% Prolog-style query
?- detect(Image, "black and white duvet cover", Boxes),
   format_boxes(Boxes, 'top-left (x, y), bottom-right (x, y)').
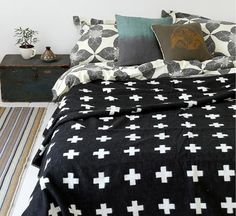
top-left (23, 57), bottom-right (235, 216)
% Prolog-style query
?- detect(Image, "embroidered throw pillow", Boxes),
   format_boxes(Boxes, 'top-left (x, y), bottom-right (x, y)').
top-left (152, 23), bottom-right (212, 61)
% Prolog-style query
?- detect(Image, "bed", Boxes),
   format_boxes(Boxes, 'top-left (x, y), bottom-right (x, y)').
top-left (22, 11), bottom-right (236, 216)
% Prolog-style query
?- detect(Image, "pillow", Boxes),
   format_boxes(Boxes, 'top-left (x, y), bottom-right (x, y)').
top-left (115, 14), bottom-right (173, 66)
top-left (162, 10), bottom-right (236, 57)
top-left (73, 16), bottom-right (116, 26)
top-left (151, 23), bottom-right (212, 61)
top-left (70, 23), bottom-right (118, 66)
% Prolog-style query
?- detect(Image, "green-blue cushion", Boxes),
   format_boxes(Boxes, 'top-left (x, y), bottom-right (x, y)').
top-left (115, 15), bottom-right (172, 66)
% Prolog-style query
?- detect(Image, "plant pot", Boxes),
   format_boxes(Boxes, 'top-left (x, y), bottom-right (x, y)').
top-left (19, 45), bottom-right (36, 60)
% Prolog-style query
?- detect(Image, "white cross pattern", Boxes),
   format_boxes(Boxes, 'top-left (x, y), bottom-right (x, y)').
top-left (158, 199), bottom-right (175, 214)
top-left (228, 104), bottom-right (236, 110)
top-left (102, 88), bottom-right (115, 93)
top-left (209, 122), bottom-right (224, 128)
top-left (155, 166), bottom-right (173, 183)
top-left (183, 132), bottom-right (199, 138)
top-left (125, 133), bottom-right (141, 141)
top-left (96, 136), bottom-right (112, 142)
top-left (93, 172), bottom-right (110, 189)
top-left (81, 104), bottom-right (94, 110)
top-left (179, 93), bottom-right (192, 100)
top-left (124, 168), bottom-right (141, 186)
top-left (126, 124), bottom-right (140, 130)
top-left (93, 149), bottom-right (110, 159)
top-left (47, 143), bottom-right (55, 155)
top-left (67, 136), bottom-right (83, 143)
top-left (218, 165), bottom-right (235, 182)
top-left (125, 81), bottom-right (136, 86)
top-left (187, 165), bottom-right (203, 182)
top-left (124, 146), bottom-right (140, 156)
top-left (126, 115), bottom-right (139, 121)
top-left (153, 123), bottom-right (168, 129)
top-left (154, 94), bottom-right (168, 101)
top-left (127, 200), bottom-right (144, 216)
top-left (79, 88), bottom-right (92, 93)
top-left (181, 121), bottom-right (196, 128)
top-left (152, 88), bottom-right (163, 92)
top-left (129, 95), bottom-right (143, 102)
top-left (101, 80), bottom-right (113, 85)
top-left (71, 123), bottom-right (85, 130)
top-left (126, 87), bottom-right (137, 91)
top-left (193, 80), bottom-right (205, 84)
top-left (190, 198), bottom-right (207, 214)
top-left (179, 113), bottom-right (193, 119)
top-left (96, 203), bottom-right (113, 216)
top-left (152, 114), bottom-right (166, 120)
top-left (63, 173), bottom-right (79, 189)
top-left (154, 145), bottom-right (171, 154)
top-left (39, 176), bottom-right (49, 190)
top-left (184, 100), bottom-right (197, 108)
top-left (99, 117), bottom-right (113, 122)
top-left (171, 79), bottom-right (182, 84)
top-left (212, 132), bottom-right (228, 139)
top-left (63, 149), bottom-right (79, 159)
top-left (106, 105), bottom-right (120, 115)
top-left (105, 96), bottom-right (118, 101)
top-left (185, 144), bottom-right (201, 153)
top-left (98, 125), bottom-right (112, 130)
top-left (80, 96), bottom-right (93, 102)
top-left (216, 77), bottom-right (228, 83)
top-left (215, 144), bottom-right (232, 152)
top-left (205, 114), bottom-right (220, 120)
top-left (44, 158), bottom-right (51, 170)
top-left (197, 86), bottom-right (209, 92)
top-left (221, 197), bottom-right (236, 214)
top-left (175, 88), bottom-right (186, 92)
top-left (147, 80), bottom-right (159, 85)
top-left (201, 105), bottom-right (216, 110)
top-left (48, 203), bottom-right (61, 216)
top-left (154, 133), bottom-right (170, 140)
top-left (69, 204), bottom-right (82, 216)
top-left (59, 98), bottom-right (67, 109)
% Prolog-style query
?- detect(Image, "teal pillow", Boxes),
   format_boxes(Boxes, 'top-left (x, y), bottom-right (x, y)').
top-left (115, 15), bottom-right (172, 66)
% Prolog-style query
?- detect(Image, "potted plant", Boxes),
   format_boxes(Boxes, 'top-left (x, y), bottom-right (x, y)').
top-left (14, 27), bottom-right (38, 59)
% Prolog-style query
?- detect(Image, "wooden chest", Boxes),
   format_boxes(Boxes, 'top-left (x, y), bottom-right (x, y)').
top-left (0, 54), bottom-right (70, 102)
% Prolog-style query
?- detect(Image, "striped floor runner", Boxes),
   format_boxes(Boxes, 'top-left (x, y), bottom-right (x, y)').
top-left (0, 107), bottom-right (46, 216)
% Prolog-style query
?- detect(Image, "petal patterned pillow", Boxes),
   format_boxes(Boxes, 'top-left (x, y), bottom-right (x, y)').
top-left (70, 23), bottom-right (119, 66)
top-left (162, 10), bottom-right (236, 57)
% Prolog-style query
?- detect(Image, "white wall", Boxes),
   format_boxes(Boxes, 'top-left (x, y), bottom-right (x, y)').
top-left (0, 0), bottom-right (236, 62)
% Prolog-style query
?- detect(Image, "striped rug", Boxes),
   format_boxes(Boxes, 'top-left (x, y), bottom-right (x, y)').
top-left (0, 107), bottom-right (46, 216)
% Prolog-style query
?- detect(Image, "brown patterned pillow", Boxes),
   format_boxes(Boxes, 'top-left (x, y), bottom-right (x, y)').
top-left (151, 23), bottom-right (212, 61)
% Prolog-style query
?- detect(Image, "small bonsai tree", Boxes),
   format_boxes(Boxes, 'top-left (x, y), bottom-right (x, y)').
top-left (14, 27), bottom-right (38, 48)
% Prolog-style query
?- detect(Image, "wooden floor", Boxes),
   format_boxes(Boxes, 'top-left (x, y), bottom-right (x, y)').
top-left (0, 102), bottom-right (57, 216)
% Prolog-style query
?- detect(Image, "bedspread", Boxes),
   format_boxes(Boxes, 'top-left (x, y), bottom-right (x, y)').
top-left (23, 73), bottom-right (235, 215)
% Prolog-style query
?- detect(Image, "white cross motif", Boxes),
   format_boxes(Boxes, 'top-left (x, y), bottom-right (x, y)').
top-left (63, 173), bottom-right (79, 189)
top-left (39, 176), bottom-right (49, 190)
top-left (175, 88), bottom-right (186, 92)
top-left (104, 96), bottom-right (118, 101)
top-left (98, 125), bottom-right (112, 130)
top-left (102, 88), bottom-right (115, 93)
top-left (158, 199), bottom-right (175, 214)
top-left (59, 115), bottom-right (67, 121)
top-left (125, 81), bottom-right (136, 86)
top-left (197, 86), bottom-right (209, 92)
top-left (96, 203), bottom-right (113, 216)
top-left (126, 115), bottom-right (139, 121)
top-left (48, 203), bottom-right (61, 216)
top-left (125, 133), bottom-right (141, 141)
top-left (193, 80), bottom-right (205, 84)
top-left (201, 105), bottom-right (216, 110)
top-left (216, 77), bottom-right (228, 83)
top-left (124, 169), bottom-right (141, 186)
top-left (205, 114), bottom-right (220, 120)
top-left (228, 104), bottom-right (236, 110)
top-left (153, 123), bottom-right (168, 129)
top-left (203, 93), bottom-right (216, 97)
top-left (69, 204), bottom-right (82, 216)
top-left (129, 95), bottom-right (143, 102)
top-left (51, 129), bottom-right (59, 139)
top-left (190, 198), bottom-right (207, 214)
top-left (221, 197), bottom-right (236, 214)
top-left (215, 144), bottom-right (232, 152)
top-left (152, 114), bottom-right (166, 120)
top-left (126, 87), bottom-right (137, 91)
top-left (171, 79), bottom-right (182, 84)
top-left (67, 136), bottom-right (83, 143)
top-left (185, 144), bottom-right (201, 153)
top-left (155, 166), bottom-right (173, 183)
top-left (209, 122), bottom-right (224, 128)
top-left (127, 201), bottom-right (144, 216)
top-left (179, 113), bottom-right (193, 119)
top-left (179, 93), bottom-right (192, 100)
top-left (147, 80), bottom-right (160, 85)
top-left (44, 158), bottom-right (51, 170)
top-left (154, 145), bottom-right (171, 154)
top-left (132, 105), bottom-right (142, 113)
top-left (80, 110), bottom-right (92, 114)
top-left (93, 149), bottom-right (110, 159)
top-left (187, 165), bottom-right (203, 182)
top-left (99, 117), bottom-right (113, 122)
top-left (71, 123), bottom-right (85, 130)
top-left (96, 136), bottom-right (112, 142)
top-left (93, 172), bottom-right (110, 189)
top-left (218, 165), bottom-right (235, 182)
top-left (63, 149), bottom-right (80, 159)
top-left (154, 133), bottom-right (170, 140)
top-left (106, 105), bottom-right (120, 115)
top-left (59, 98), bottom-right (67, 109)
top-left (212, 132), bottom-right (228, 139)
top-left (80, 96), bottom-right (93, 102)
top-left (126, 124), bottom-right (140, 130)
top-left (154, 94), bottom-right (168, 101)
top-left (124, 146), bottom-right (140, 156)
top-left (101, 80), bottom-right (113, 85)
top-left (184, 100), bottom-right (198, 108)
top-left (152, 88), bottom-right (163, 92)
top-left (81, 104), bottom-right (94, 110)
top-left (47, 143), bottom-right (55, 155)
top-left (183, 132), bottom-right (199, 138)
top-left (181, 121), bottom-right (196, 128)
top-left (79, 88), bottom-right (92, 93)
